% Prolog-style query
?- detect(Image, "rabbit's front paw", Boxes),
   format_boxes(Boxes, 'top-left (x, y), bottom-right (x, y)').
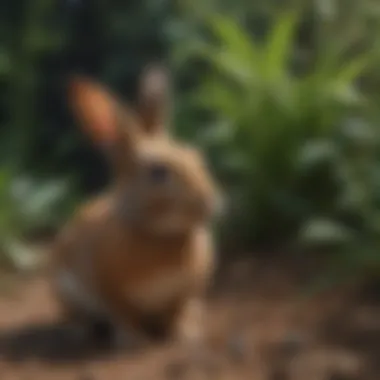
top-left (174, 298), bottom-right (205, 346)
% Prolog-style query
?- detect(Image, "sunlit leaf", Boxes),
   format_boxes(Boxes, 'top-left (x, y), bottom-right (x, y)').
top-left (208, 14), bottom-right (260, 74)
top-left (299, 218), bottom-right (356, 247)
top-left (263, 10), bottom-right (298, 81)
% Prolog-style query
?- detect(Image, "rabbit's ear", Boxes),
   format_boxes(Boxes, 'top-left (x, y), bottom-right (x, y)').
top-left (138, 64), bottom-right (171, 135)
top-left (69, 76), bottom-right (140, 149)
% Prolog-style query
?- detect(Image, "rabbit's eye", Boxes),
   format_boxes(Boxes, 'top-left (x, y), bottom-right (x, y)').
top-left (146, 163), bottom-right (170, 184)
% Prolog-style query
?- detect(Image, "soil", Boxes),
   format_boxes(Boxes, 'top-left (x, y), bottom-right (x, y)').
top-left (0, 256), bottom-right (378, 380)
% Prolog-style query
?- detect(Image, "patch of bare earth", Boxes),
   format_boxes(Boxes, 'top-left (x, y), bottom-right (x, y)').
top-left (0, 257), bottom-right (378, 380)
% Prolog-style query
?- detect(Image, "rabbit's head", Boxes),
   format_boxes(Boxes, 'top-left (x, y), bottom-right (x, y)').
top-left (69, 65), bottom-right (223, 235)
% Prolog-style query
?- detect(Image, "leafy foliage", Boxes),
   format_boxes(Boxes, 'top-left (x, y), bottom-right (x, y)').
top-left (0, 169), bottom-right (72, 271)
top-left (171, 9), bottom-right (380, 278)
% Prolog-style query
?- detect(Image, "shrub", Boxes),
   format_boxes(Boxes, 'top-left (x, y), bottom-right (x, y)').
top-left (0, 168), bottom-right (72, 271)
top-left (172, 10), bottom-right (380, 280)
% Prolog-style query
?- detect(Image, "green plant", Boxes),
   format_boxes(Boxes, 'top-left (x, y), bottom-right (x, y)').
top-left (172, 8), bottom-right (380, 272)
top-left (0, 168), bottom-right (72, 271)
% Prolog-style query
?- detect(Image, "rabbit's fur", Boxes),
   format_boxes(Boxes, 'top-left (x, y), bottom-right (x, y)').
top-left (51, 65), bottom-right (222, 346)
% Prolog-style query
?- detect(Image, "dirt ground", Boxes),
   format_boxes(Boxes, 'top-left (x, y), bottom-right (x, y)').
top-left (0, 256), bottom-right (378, 380)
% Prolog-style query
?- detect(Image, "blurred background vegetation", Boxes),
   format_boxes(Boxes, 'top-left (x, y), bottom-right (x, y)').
top-left (1, 0), bottom-right (380, 285)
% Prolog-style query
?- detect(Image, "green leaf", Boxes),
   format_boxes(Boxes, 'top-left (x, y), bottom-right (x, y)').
top-left (208, 14), bottom-right (260, 74)
top-left (1, 237), bottom-right (43, 272)
top-left (335, 55), bottom-right (372, 83)
top-left (190, 80), bottom-right (242, 119)
top-left (263, 11), bottom-right (298, 81)
top-left (299, 218), bottom-right (355, 247)
top-left (297, 140), bottom-right (339, 172)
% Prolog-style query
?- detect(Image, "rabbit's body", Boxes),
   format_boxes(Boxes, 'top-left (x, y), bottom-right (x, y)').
top-left (53, 196), bottom-right (214, 334)
top-left (51, 65), bottom-right (222, 344)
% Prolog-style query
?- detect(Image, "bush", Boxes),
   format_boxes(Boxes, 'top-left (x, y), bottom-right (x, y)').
top-left (0, 168), bottom-right (73, 271)
top-left (172, 10), bottom-right (380, 279)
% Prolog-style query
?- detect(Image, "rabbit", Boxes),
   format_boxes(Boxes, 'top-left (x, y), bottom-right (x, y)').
top-left (50, 64), bottom-right (224, 348)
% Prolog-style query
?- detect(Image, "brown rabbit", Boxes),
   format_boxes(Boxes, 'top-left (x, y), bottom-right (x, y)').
top-left (50, 65), bottom-right (223, 347)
